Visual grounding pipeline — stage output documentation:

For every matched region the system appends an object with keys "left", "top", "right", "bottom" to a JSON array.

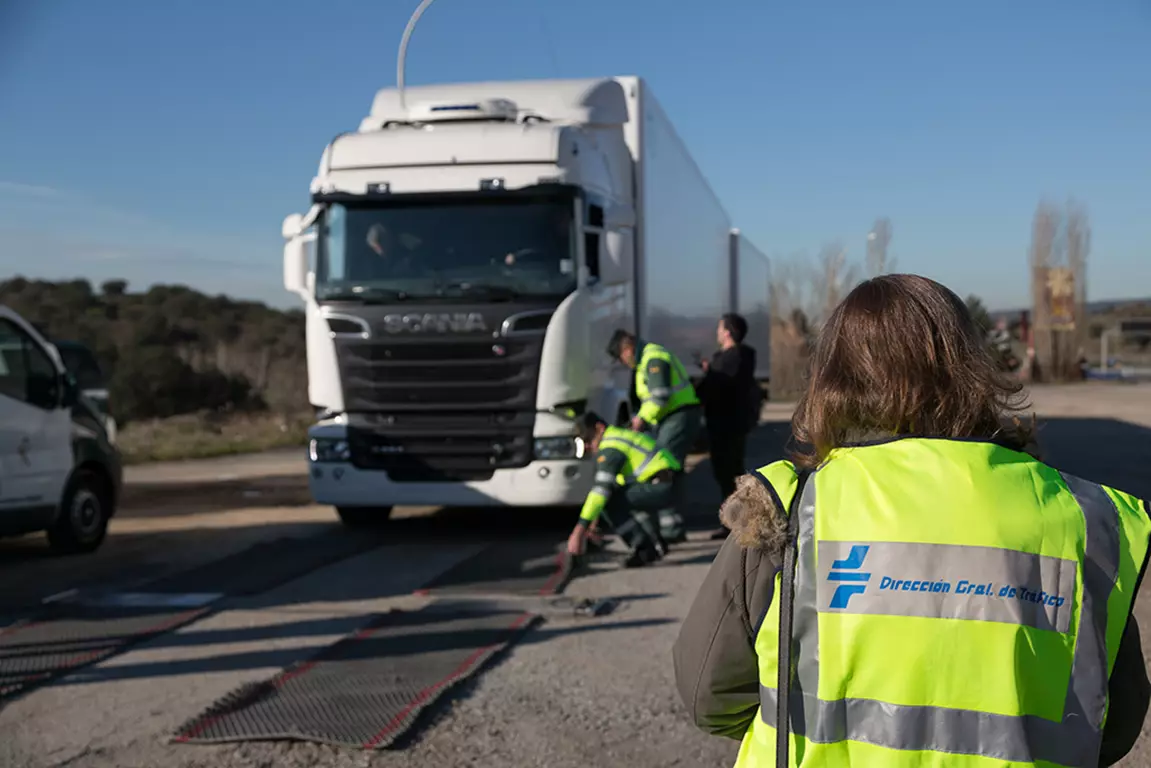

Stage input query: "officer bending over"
[{"left": 566, "top": 413, "right": 680, "bottom": 569}]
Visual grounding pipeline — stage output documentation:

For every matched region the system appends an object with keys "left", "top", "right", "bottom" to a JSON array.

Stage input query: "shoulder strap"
[{"left": 776, "top": 468, "right": 811, "bottom": 768}]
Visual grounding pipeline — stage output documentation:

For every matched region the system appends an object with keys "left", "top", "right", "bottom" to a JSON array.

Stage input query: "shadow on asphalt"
[
  {"left": 0, "top": 415, "right": 1148, "bottom": 705},
  {"left": 118, "top": 475, "right": 314, "bottom": 518},
  {"left": 21, "top": 613, "right": 676, "bottom": 689}
]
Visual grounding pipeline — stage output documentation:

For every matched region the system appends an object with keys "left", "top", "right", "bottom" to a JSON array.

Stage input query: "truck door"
[{"left": 0, "top": 317, "right": 72, "bottom": 514}]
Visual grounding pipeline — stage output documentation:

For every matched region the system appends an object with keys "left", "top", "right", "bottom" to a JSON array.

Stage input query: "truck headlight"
[
  {"left": 533, "top": 436, "right": 585, "bottom": 460},
  {"left": 310, "top": 438, "right": 350, "bottom": 462}
]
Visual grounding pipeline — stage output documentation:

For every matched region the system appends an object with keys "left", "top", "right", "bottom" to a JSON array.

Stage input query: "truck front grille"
[
  {"left": 336, "top": 337, "right": 544, "bottom": 482},
  {"left": 339, "top": 338, "right": 539, "bottom": 412}
]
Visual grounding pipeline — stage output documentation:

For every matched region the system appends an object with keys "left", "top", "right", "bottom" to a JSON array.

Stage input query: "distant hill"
[{"left": 0, "top": 277, "right": 308, "bottom": 424}]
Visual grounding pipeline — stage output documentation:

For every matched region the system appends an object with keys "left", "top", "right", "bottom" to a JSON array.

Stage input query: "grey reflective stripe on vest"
[
  {"left": 643, "top": 380, "right": 691, "bottom": 404},
  {"left": 759, "top": 470, "right": 1121, "bottom": 767},
  {"left": 815, "top": 540, "right": 1076, "bottom": 633},
  {"left": 593, "top": 470, "right": 616, "bottom": 483},
  {"left": 631, "top": 451, "right": 660, "bottom": 480},
  {"left": 601, "top": 436, "right": 659, "bottom": 483}
]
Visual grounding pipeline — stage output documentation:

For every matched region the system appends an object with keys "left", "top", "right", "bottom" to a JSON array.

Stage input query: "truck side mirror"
[
  {"left": 282, "top": 213, "right": 305, "bottom": 239},
  {"left": 284, "top": 237, "right": 311, "bottom": 297},
  {"left": 604, "top": 204, "right": 636, "bottom": 231}
]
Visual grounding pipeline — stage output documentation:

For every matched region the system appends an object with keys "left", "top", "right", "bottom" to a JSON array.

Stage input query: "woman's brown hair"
[{"left": 791, "top": 274, "right": 1033, "bottom": 468}]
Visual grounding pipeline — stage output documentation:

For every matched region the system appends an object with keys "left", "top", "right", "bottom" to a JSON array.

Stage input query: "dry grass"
[{"left": 117, "top": 410, "right": 313, "bottom": 465}]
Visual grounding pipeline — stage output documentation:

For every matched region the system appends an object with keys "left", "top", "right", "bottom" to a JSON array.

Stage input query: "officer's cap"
[
  {"left": 576, "top": 411, "right": 607, "bottom": 441},
  {"left": 606, "top": 329, "right": 634, "bottom": 360}
]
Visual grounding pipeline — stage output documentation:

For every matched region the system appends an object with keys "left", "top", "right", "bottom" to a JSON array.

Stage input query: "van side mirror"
[
  {"left": 27, "top": 370, "right": 65, "bottom": 410},
  {"left": 604, "top": 204, "right": 636, "bottom": 231},
  {"left": 60, "top": 372, "right": 79, "bottom": 408}
]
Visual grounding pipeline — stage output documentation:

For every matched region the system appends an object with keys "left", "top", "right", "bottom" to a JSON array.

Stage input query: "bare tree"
[
  {"left": 1028, "top": 201, "right": 1058, "bottom": 381},
  {"left": 769, "top": 254, "right": 817, "bottom": 399},
  {"left": 1029, "top": 200, "right": 1089, "bottom": 381},
  {"left": 1062, "top": 200, "right": 1090, "bottom": 376},
  {"left": 814, "top": 241, "right": 861, "bottom": 323},
  {"left": 769, "top": 253, "right": 817, "bottom": 325},
  {"left": 866, "top": 217, "right": 893, "bottom": 277},
  {"left": 768, "top": 245, "right": 864, "bottom": 398}
]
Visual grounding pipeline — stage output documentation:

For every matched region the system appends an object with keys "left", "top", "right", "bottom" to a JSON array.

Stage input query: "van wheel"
[
  {"left": 336, "top": 506, "right": 393, "bottom": 528},
  {"left": 48, "top": 469, "right": 111, "bottom": 554}
]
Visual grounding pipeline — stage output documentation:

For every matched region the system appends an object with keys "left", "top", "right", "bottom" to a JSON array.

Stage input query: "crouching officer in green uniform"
[
  {"left": 566, "top": 412, "right": 681, "bottom": 568},
  {"left": 607, "top": 329, "right": 701, "bottom": 544}
]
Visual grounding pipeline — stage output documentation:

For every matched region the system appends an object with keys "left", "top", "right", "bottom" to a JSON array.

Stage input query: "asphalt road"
[{"left": 0, "top": 384, "right": 1148, "bottom": 768}]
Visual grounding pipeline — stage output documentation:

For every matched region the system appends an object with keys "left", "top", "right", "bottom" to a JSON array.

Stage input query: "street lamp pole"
[{"left": 397, "top": 0, "right": 440, "bottom": 113}]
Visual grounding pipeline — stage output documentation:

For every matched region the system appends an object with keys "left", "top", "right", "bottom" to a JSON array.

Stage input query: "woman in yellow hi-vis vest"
[{"left": 673, "top": 274, "right": 1150, "bottom": 768}]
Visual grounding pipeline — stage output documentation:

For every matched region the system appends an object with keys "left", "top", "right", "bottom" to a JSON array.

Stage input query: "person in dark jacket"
[
  {"left": 696, "top": 313, "right": 760, "bottom": 503},
  {"left": 673, "top": 274, "right": 1150, "bottom": 767}
]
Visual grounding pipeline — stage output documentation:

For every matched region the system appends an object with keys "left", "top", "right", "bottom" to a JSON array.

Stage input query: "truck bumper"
[{"left": 308, "top": 460, "right": 593, "bottom": 508}]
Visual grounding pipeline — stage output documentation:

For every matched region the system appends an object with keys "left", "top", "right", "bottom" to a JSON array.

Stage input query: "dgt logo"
[{"left": 828, "top": 545, "right": 871, "bottom": 609}]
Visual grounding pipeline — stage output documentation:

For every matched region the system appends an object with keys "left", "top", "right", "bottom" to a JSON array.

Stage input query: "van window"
[{"left": 0, "top": 319, "right": 60, "bottom": 409}]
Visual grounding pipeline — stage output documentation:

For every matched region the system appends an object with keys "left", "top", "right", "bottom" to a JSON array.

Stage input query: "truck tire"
[
  {"left": 47, "top": 468, "right": 112, "bottom": 555},
  {"left": 336, "top": 506, "right": 394, "bottom": 528}
]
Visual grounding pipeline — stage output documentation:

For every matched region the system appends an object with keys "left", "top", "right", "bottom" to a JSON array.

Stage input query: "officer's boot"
[
  {"left": 658, "top": 508, "right": 687, "bottom": 545},
  {"left": 621, "top": 512, "right": 665, "bottom": 568},
  {"left": 621, "top": 540, "right": 664, "bottom": 568}
]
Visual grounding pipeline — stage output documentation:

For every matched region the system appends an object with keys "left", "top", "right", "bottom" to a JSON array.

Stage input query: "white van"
[{"left": 0, "top": 306, "right": 122, "bottom": 553}]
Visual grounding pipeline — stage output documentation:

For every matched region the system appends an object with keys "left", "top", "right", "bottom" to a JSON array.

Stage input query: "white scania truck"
[{"left": 282, "top": 77, "right": 771, "bottom": 526}]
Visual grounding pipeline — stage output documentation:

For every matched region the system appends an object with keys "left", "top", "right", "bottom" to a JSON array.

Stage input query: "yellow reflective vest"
[
  {"left": 736, "top": 437, "right": 1151, "bottom": 768},
  {"left": 578, "top": 427, "right": 681, "bottom": 524},
  {"left": 635, "top": 342, "right": 700, "bottom": 425}
]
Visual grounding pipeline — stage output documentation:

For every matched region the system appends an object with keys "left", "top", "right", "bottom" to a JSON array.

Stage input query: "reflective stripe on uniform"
[
  {"left": 641, "top": 380, "right": 691, "bottom": 403},
  {"left": 756, "top": 469, "right": 1119, "bottom": 767},
  {"left": 814, "top": 540, "right": 1075, "bottom": 632},
  {"left": 599, "top": 431, "right": 673, "bottom": 483}
]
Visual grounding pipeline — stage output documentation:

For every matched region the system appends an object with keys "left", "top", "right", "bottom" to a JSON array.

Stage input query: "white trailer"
[
  {"left": 281, "top": 77, "right": 770, "bottom": 525},
  {"left": 730, "top": 230, "right": 772, "bottom": 381}
]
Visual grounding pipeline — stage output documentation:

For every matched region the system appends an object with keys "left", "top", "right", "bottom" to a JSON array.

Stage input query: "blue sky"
[{"left": 0, "top": 0, "right": 1147, "bottom": 310}]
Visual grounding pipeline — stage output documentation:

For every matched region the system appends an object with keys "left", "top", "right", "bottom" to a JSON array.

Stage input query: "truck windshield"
[{"left": 315, "top": 198, "right": 577, "bottom": 302}]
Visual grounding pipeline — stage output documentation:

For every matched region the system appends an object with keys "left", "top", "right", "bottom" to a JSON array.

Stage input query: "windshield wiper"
[
  {"left": 438, "top": 282, "right": 520, "bottom": 301},
  {"left": 321, "top": 286, "right": 412, "bottom": 303}
]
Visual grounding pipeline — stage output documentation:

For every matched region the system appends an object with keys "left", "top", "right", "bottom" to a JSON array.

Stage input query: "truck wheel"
[
  {"left": 336, "top": 506, "right": 394, "bottom": 528},
  {"left": 48, "top": 469, "right": 111, "bottom": 555}
]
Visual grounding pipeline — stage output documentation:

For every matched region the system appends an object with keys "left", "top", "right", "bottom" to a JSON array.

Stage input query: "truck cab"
[
  {"left": 283, "top": 80, "right": 639, "bottom": 525},
  {"left": 0, "top": 307, "right": 122, "bottom": 553}
]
